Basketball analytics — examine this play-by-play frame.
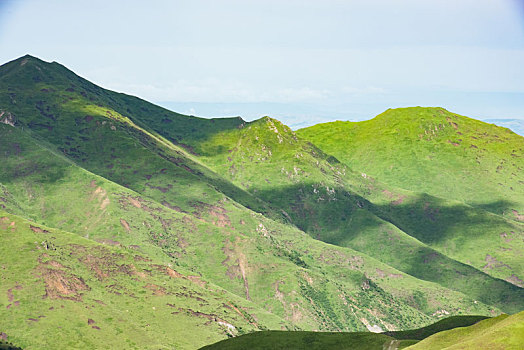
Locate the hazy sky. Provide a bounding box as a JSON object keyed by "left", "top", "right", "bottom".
{"left": 1, "top": 0, "right": 524, "bottom": 126}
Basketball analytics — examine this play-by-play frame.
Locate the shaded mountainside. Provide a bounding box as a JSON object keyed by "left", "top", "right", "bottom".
{"left": 145, "top": 115, "right": 524, "bottom": 309}
{"left": 0, "top": 55, "right": 523, "bottom": 349}
{"left": 0, "top": 123, "right": 499, "bottom": 342}
{"left": 297, "top": 107, "right": 524, "bottom": 222}
{"left": 200, "top": 315, "right": 490, "bottom": 350}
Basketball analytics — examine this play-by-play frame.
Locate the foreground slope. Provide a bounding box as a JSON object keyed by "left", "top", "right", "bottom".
{"left": 0, "top": 211, "right": 286, "bottom": 349}
{"left": 407, "top": 310, "right": 524, "bottom": 349}
{"left": 200, "top": 315, "right": 491, "bottom": 350}
{"left": 297, "top": 107, "right": 524, "bottom": 223}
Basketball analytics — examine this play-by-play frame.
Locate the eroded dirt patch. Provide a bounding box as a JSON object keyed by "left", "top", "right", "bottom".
{"left": 37, "top": 263, "right": 90, "bottom": 301}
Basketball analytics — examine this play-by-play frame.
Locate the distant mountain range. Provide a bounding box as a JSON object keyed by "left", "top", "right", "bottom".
{"left": 0, "top": 55, "right": 522, "bottom": 349}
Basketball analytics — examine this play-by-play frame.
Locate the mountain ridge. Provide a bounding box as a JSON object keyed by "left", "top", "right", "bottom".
{"left": 0, "top": 55, "right": 522, "bottom": 349}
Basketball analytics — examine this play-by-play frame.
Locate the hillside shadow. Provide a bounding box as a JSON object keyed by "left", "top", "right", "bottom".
{"left": 253, "top": 183, "right": 524, "bottom": 313}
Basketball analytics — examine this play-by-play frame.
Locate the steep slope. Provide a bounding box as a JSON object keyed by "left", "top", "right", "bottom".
{"left": 201, "top": 315, "right": 491, "bottom": 350}
{"left": 0, "top": 211, "right": 286, "bottom": 349}
{"left": 148, "top": 116, "right": 524, "bottom": 311}
{"left": 200, "top": 331, "right": 396, "bottom": 350}
{"left": 0, "top": 55, "right": 275, "bottom": 222}
{"left": 0, "top": 124, "right": 501, "bottom": 337}
{"left": 407, "top": 310, "right": 524, "bottom": 349}
{"left": 297, "top": 107, "right": 524, "bottom": 222}
{"left": 0, "top": 55, "right": 522, "bottom": 348}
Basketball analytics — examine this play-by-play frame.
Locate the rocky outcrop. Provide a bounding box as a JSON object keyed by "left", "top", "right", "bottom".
{"left": 0, "top": 110, "right": 15, "bottom": 126}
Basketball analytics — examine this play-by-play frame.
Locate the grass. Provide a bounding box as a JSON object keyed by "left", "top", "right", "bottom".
{"left": 200, "top": 331, "right": 395, "bottom": 350}
{"left": 201, "top": 314, "right": 493, "bottom": 350}
{"left": 407, "top": 311, "right": 524, "bottom": 349}
{"left": 0, "top": 55, "right": 522, "bottom": 349}
{"left": 297, "top": 107, "right": 524, "bottom": 222}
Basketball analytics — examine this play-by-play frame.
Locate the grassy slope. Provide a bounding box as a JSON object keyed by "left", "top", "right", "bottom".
{"left": 384, "top": 315, "right": 488, "bottom": 340}
{"left": 0, "top": 211, "right": 286, "bottom": 350}
{"left": 297, "top": 107, "right": 524, "bottom": 222}
{"left": 153, "top": 116, "right": 524, "bottom": 312}
{"left": 406, "top": 311, "right": 524, "bottom": 349}
{"left": 200, "top": 315, "right": 491, "bottom": 350}
{"left": 0, "top": 56, "right": 522, "bottom": 347}
{"left": 1, "top": 124, "right": 500, "bottom": 337}
{"left": 295, "top": 108, "right": 524, "bottom": 286}
{"left": 200, "top": 331, "right": 395, "bottom": 350}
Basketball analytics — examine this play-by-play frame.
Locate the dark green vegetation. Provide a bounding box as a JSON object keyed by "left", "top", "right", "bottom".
{"left": 0, "top": 55, "right": 522, "bottom": 349}
{"left": 200, "top": 330, "right": 397, "bottom": 350}
{"left": 202, "top": 313, "right": 523, "bottom": 350}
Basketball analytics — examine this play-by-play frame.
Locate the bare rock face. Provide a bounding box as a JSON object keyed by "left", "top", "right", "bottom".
{"left": 0, "top": 110, "right": 15, "bottom": 126}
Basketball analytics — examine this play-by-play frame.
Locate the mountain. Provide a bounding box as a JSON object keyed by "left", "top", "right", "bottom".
{"left": 297, "top": 107, "right": 524, "bottom": 222}
{"left": 0, "top": 55, "right": 522, "bottom": 349}
{"left": 141, "top": 114, "right": 524, "bottom": 304}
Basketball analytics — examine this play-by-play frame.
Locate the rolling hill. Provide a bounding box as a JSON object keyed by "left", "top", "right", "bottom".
{"left": 297, "top": 107, "right": 524, "bottom": 222}
{"left": 0, "top": 55, "right": 522, "bottom": 349}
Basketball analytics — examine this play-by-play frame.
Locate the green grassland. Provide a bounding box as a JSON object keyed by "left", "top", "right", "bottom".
{"left": 1, "top": 123, "right": 498, "bottom": 340}
{"left": 200, "top": 315, "right": 494, "bottom": 350}
{"left": 200, "top": 331, "right": 397, "bottom": 350}
{"left": 146, "top": 114, "right": 523, "bottom": 311}
{"left": 0, "top": 55, "right": 523, "bottom": 349}
{"left": 407, "top": 310, "right": 524, "bottom": 349}
{"left": 0, "top": 211, "right": 288, "bottom": 349}
{"left": 297, "top": 107, "right": 524, "bottom": 221}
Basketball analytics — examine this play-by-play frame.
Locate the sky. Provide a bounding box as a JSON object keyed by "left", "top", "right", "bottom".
{"left": 1, "top": 0, "right": 524, "bottom": 127}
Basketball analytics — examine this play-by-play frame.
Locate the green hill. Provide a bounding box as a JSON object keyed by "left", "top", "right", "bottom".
{"left": 0, "top": 55, "right": 522, "bottom": 349}
{"left": 145, "top": 115, "right": 523, "bottom": 311}
{"left": 297, "top": 107, "right": 524, "bottom": 222}
{"left": 200, "top": 314, "right": 491, "bottom": 350}
{"left": 202, "top": 313, "right": 524, "bottom": 350}
{"left": 407, "top": 310, "right": 524, "bottom": 349}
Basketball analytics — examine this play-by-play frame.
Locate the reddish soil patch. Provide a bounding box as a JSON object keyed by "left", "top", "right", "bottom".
{"left": 176, "top": 307, "right": 230, "bottom": 326}
{"left": 391, "top": 196, "right": 406, "bottom": 206}
{"left": 506, "top": 274, "right": 524, "bottom": 287}
{"left": 0, "top": 332, "right": 7, "bottom": 341}
{"left": 38, "top": 265, "right": 90, "bottom": 301}
{"left": 92, "top": 326, "right": 101, "bottom": 330}
{"left": 96, "top": 238, "right": 121, "bottom": 246}
{"left": 192, "top": 202, "right": 231, "bottom": 227}
{"left": 120, "top": 219, "right": 131, "bottom": 232}
{"left": 511, "top": 210, "right": 524, "bottom": 222}
{"left": 161, "top": 200, "right": 186, "bottom": 213}
{"left": 166, "top": 267, "right": 184, "bottom": 278}
{"left": 483, "top": 254, "right": 511, "bottom": 270}
{"left": 128, "top": 197, "right": 142, "bottom": 208}
{"left": 146, "top": 183, "right": 172, "bottom": 193}
{"left": 144, "top": 283, "right": 167, "bottom": 296}
{"left": 30, "top": 225, "right": 49, "bottom": 233}
{"left": 0, "top": 217, "right": 16, "bottom": 232}
{"left": 222, "top": 239, "right": 250, "bottom": 300}
{"left": 88, "top": 318, "right": 95, "bottom": 325}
